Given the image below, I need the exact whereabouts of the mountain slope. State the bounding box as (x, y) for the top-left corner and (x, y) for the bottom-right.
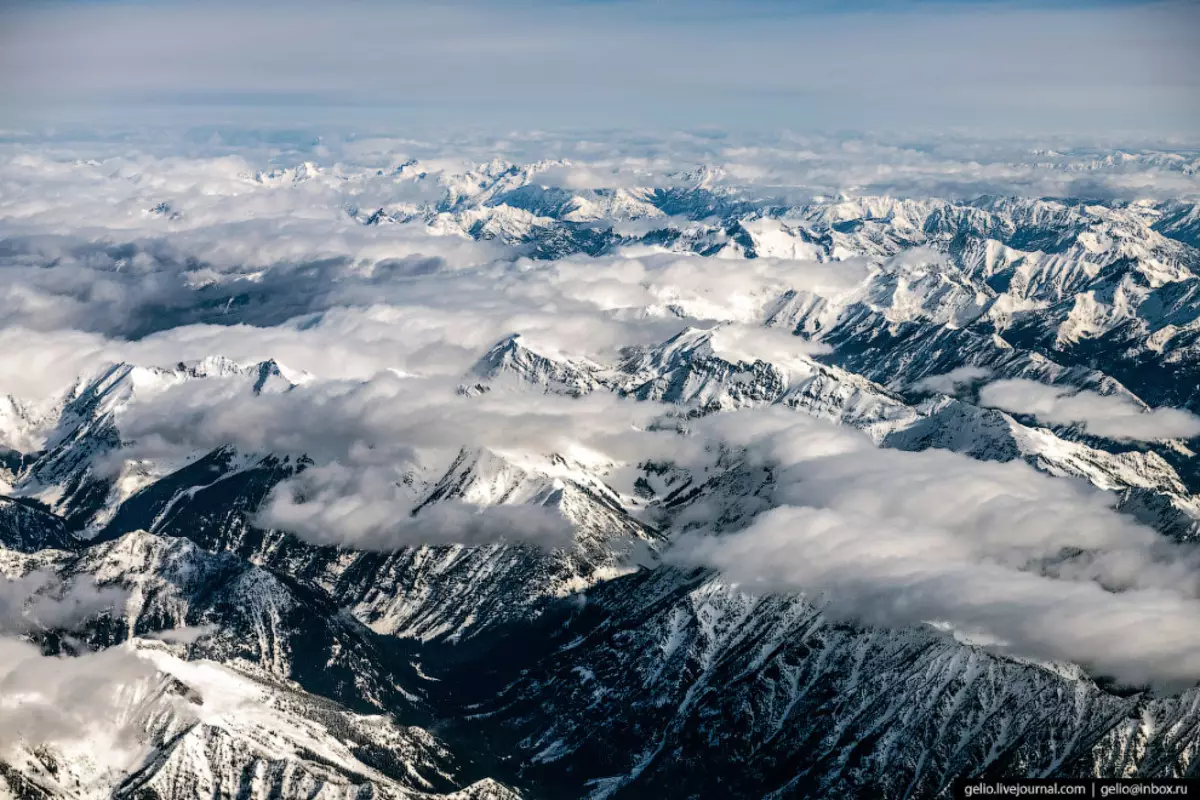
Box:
(0, 641), (520, 800)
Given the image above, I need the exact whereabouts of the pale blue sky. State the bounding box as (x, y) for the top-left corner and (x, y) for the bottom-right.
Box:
(2, 0), (1197, 136)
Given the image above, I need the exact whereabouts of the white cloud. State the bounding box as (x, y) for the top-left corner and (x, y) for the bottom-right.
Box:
(144, 624), (219, 645)
(912, 366), (992, 394)
(257, 463), (574, 551)
(708, 324), (831, 366)
(669, 408), (1200, 689)
(532, 163), (671, 192)
(0, 637), (159, 758)
(116, 370), (661, 463)
(979, 379), (1200, 441)
(0, 570), (128, 635)
(675, 504), (1200, 690)
(99, 368), (669, 549)
(0, 570), (160, 762)
(0, 239), (872, 403)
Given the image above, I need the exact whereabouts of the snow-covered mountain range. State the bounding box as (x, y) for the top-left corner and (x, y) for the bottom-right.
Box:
(4, 140), (1200, 799)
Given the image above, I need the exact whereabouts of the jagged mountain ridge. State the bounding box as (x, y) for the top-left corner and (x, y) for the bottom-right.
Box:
(338, 161), (1200, 420)
(431, 565), (1200, 800)
(0, 530), (523, 800)
(0, 356), (660, 644)
(472, 328), (1200, 540)
(7, 356), (306, 534)
(5, 149), (1200, 798)
(93, 442), (657, 642)
(3, 321), (1198, 799)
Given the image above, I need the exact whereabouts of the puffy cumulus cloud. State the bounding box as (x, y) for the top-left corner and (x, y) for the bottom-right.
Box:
(532, 163), (672, 192)
(979, 379), (1200, 442)
(669, 409), (1200, 689)
(911, 366), (992, 394)
(0, 326), (115, 402)
(257, 463), (574, 551)
(770, 448), (1200, 593)
(688, 407), (866, 466)
(546, 252), (867, 325)
(708, 324), (830, 366)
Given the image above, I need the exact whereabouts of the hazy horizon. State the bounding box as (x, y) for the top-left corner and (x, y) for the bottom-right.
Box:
(3, 0), (1199, 137)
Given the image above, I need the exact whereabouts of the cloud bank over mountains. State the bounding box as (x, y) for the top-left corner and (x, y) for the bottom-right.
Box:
(980, 379), (1200, 442)
(4, 128), (1200, 696)
(3, 0), (1200, 786)
(0, 570), (161, 758)
(672, 411), (1200, 689)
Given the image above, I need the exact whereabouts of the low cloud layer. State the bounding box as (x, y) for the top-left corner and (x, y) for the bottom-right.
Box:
(671, 409), (1200, 689)
(912, 366), (992, 395)
(980, 379), (1200, 441)
(257, 463), (574, 550)
(0, 570), (128, 634)
(679, 504), (1200, 690)
(0, 636), (158, 758)
(117, 370), (661, 465)
(107, 369), (663, 549)
(0, 570), (156, 761)
(708, 324), (831, 366)
(3, 126), (1200, 698)
(0, 244), (868, 403)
